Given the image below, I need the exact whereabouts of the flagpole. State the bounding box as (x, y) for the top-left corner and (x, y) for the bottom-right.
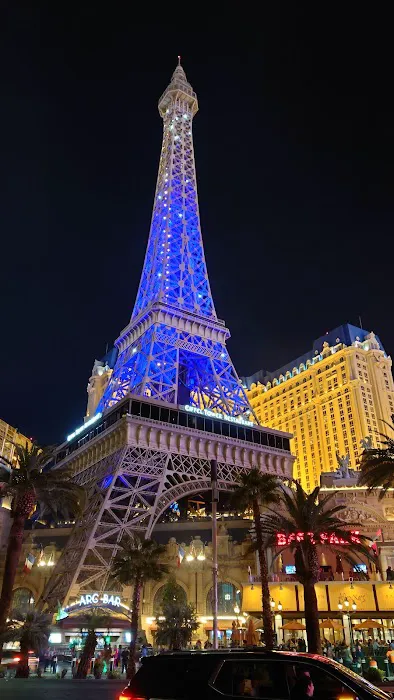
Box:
(211, 459), (218, 650)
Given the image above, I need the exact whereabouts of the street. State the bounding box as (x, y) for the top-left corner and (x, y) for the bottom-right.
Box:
(0, 678), (125, 699)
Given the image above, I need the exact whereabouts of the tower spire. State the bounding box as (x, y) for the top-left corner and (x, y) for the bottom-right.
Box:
(98, 64), (253, 419)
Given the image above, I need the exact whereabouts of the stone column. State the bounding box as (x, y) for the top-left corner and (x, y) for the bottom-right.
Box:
(274, 613), (283, 646)
(342, 614), (351, 646)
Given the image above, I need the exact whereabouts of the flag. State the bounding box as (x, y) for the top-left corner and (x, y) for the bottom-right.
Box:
(177, 545), (185, 567)
(370, 529), (383, 554)
(23, 552), (35, 574)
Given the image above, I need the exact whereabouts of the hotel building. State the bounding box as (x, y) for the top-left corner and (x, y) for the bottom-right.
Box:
(245, 324), (394, 491)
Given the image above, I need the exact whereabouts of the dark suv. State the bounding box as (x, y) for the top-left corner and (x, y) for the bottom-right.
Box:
(118, 650), (393, 700)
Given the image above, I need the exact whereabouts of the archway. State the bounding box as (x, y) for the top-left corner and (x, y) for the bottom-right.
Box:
(153, 582), (187, 615)
(12, 587), (35, 614)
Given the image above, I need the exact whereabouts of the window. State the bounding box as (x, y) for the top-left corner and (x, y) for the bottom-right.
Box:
(214, 660), (288, 698)
(207, 582), (241, 615)
(12, 588), (35, 613)
(285, 661), (360, 700)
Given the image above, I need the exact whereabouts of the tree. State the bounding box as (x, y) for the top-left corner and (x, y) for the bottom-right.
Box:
(111, 537), (168, 679)
(155, 601), (199, 650)
(154, 576), (186, 614)
(0, 610), (51, 677)
(260, 481), (374, 654)
(0, 443), (85, 634)
(358, 420), (394, 497)
(75, 609), (112, 679)
(229, 469), (280, 650)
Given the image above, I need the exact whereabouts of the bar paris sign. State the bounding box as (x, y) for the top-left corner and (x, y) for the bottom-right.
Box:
(78, 593), (121, 607)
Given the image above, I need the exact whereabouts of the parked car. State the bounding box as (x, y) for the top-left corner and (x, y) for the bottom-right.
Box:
(118, 649), (393, 700)
(0, 649), (39, 675)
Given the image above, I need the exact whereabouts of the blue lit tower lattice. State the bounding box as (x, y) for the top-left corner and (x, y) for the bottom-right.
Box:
(98, 60), (253, 419)
(39, 63), (296, 615)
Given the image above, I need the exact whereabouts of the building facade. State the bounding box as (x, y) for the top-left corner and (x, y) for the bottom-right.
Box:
(245, 324), (394, 491)
(3, 480), (394, 651)
(0, 417), (32, 466)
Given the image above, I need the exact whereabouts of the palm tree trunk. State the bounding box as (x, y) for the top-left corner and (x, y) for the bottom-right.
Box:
(127, 576), (142, 680)
(303, 580), (321, 654)
(253, 499), (274, 650)
(0, 514), (26, 636)
(76, 631), (97, 678)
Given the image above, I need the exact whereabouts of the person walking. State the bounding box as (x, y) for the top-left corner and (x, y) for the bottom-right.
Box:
(121, 647), (129, 674)
(51, 653), (57, 674)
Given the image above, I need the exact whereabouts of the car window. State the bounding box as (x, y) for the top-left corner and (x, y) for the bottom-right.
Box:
(213, 660), (288, 698)
(129, 657), (218, 698)
(285, 662), (357, 700)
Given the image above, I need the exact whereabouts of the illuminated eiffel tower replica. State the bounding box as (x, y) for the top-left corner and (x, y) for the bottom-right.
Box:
(42, 61), (294, 611)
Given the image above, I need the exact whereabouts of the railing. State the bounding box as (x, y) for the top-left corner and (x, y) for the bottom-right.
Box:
(248, 571), (380, 584)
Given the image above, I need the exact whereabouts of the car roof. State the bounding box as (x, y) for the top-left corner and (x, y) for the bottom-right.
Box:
(143, 650), (323, 662)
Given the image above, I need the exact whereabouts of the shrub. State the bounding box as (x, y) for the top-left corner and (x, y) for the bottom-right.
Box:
(107, 670), (121, 679)
(364, 667), (384, 684)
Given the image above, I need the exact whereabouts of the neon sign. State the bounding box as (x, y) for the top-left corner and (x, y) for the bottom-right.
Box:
(276, 531), (361, 547)
(77, 593), (121, 607)
(183, 405), (253, 427)
(67, 413), (102, 442)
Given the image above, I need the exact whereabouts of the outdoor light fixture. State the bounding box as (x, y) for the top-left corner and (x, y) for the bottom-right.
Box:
(278, 601), (283, 611)
(186, 554), (194, 562)
(234, 604), (240, 615)
(352, 602), (357, 611)
(270, 598), (276, 609)
(338, 602), (343, 610)
(196, 553), (206, 561)
(344, 597), (349, 608)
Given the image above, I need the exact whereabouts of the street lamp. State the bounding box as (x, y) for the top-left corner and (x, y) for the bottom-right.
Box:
(278, 601), (283, 612)
(270, 598), (276, 609)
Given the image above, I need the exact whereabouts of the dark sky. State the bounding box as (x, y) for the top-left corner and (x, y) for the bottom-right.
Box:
(1, 7), (393, 445)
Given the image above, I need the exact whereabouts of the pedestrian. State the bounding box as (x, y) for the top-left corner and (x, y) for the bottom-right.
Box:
(114, 645), (120, 668)
(297, 637), (306, 653)
(121, 647), (129, 674)
(386, 566), (393, 581)
(51, 653), (57, 674)
(326, 642), (334, 659)
(290, 675), (314, 699)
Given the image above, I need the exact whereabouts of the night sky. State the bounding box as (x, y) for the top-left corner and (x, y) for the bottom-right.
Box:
(1, 7), (393, 445)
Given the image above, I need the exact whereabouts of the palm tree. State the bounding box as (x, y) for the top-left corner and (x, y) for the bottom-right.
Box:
(111, 537), (168, 679)
(230, 469), (280, 650)
(155, 601), (199, 650)
(0, 610), (51, 677)
(75, 609), (112, 679)
(0, 442), (86, 633)
(358, 420), (394, 497)
(260, 481), (375, 654)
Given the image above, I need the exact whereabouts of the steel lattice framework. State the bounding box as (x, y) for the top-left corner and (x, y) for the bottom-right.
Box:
(41, 415), (293, 611)
(97, 61), (252, 418)
(40, 64), (294, 612)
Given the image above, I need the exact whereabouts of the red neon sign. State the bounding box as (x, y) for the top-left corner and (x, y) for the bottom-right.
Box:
(276, 531), (361, 547)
